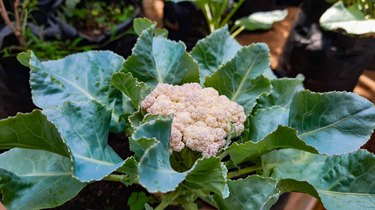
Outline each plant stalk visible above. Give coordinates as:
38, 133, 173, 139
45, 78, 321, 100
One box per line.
0, 0, 26, 48
219, 0, 245, 28
231, 26, 245, 38
103, 174, 128, 182
227, 165, 262, 179
202, 3, 215, 33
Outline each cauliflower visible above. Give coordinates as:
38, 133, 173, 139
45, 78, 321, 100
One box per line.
141, 83, 246, 157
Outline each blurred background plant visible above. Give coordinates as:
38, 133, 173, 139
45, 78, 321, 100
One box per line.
166, 0, 288, 38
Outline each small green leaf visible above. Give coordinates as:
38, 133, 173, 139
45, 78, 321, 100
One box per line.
29, 51, 130, 132
204, 44, 272, 115
128, 192, 149, 210
320, 1, 375, 35
123, 27, 199, 86
111, 72, 152, 109
185, 157, 229, 198
117, 157, 138, 186
191, 26, 242, 82
134, 18, 156, 36
133, 17, 168, 37
43, 101, 124, 182
0, 110, 69, 157
263, 149, 375, 210
0, 148, 86, 210
229, 126, 317, 165
16, 51, 31, 67
289, 90, 375, 155
235, 10, 288, 31
214, 176, 280, 210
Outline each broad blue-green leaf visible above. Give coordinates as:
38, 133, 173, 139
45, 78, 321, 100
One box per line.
0, 110, 69, 157
123, 27, 199, 86
263, 149, 375, 210
247, 106, 289, 142
185, 157, 229, 198
191, 26, 242, 82
229, 126, 317, 165
135, 117, 186, 193
133, 18, 168, 37
204, 44, 272, 115
43, 101, 124, 182
320, 1, 375, 35
256, 77, 304, 109
289, 90, 375, 155
235, 10, 288, 31
111, 72, 152, 109
214, 176, 280, 210
29, 51, 129, 132
0, 148, 86, 210
262, 68, 277, 80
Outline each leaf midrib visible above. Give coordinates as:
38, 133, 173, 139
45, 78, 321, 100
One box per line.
231, 53, 260, 101
297, 107, 371, 138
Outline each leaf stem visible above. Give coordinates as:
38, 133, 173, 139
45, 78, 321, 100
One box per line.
218, 150, 229, 160
227, 165, 262, 179
155, 191, 181, 210
219, 0, 245, 27
193, 189, 218, 209
231, 26, 245, 38
103, 174, 128, 182
202, 3, 215, 33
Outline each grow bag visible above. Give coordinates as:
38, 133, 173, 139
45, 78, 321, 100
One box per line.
277, 0, 375, 92
0, 56, 36, 119
163, 2, 208, 50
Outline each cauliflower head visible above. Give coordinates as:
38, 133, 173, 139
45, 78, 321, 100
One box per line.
141, 83, 246, 157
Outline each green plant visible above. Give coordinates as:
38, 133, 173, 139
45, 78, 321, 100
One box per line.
0, 0, 96, 59
0, 18, 375, 210
321, 0, 375, 35
167, 0, 288, 37
58, 0, 135, 38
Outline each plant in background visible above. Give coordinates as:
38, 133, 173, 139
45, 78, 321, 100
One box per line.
321, 0, 375, 35
167, 0, 288, 37
1, 18, 375, 210
57, 0, 136, 39
0, 0, 94, 59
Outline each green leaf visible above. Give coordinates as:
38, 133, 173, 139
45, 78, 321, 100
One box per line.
29, 51, 129, 132
0, 148, 86, 210
0, 110, 69, 157
16, 51, 31, 67
133, 17, 168, 37
204, 43, 272, 115
117, 157, 138, 186
256, 77, 304, 110
320, 1, 375, 35
214, 176, 280, 210
185, 157, 229, 198
123, 27, 199, 86
191, 26, 242, 82
247, 106, 289, 142
43, 101, 124, 182
289, 90, 375, 155
134, 18, 156, 36
229, 126, 317, 165
263, 149, 375, 210
128, 192, 150, 210
136, 117, 186, 193
111, 72, 152, 109
235, 10, 288, 31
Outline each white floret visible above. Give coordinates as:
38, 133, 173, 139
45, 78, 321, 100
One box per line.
140, 83, 246, 157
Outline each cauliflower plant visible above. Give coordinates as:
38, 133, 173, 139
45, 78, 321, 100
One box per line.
141, 83, 246, 157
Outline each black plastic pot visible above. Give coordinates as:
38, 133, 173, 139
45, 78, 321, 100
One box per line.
163, 2, 208, 50
277, 0, 375, 92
